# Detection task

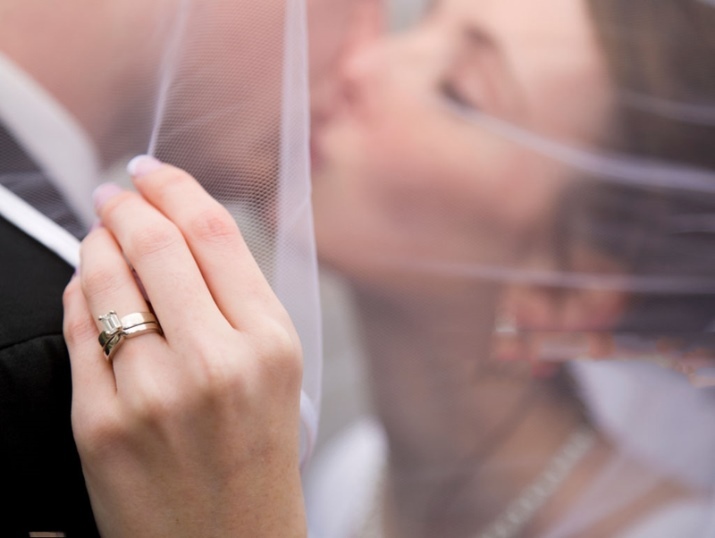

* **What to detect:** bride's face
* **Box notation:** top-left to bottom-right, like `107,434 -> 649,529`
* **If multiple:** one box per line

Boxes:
311,0 -> 612,293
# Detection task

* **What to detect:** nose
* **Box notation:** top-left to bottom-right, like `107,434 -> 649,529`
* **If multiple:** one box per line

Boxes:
310,1 -> 384,131
337,22 -> 447,116
337,37 -> 383,110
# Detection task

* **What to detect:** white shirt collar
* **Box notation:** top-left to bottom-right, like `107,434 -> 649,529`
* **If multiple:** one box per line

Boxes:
0,51 -> 100,228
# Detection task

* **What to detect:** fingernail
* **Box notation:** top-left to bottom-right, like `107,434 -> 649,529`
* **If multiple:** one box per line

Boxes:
127,154 -> 163,177
92,182 -> 123,213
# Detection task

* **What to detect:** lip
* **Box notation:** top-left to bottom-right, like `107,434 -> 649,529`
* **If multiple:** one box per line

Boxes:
309,122 -> 330,174
309,135 -> 323,173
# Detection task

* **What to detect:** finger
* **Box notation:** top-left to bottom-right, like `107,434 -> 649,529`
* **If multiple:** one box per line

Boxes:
80,227 -> 152,326
129,158 -> 285,329
79,226 -> 167,383
63,273 -> 117,405
93,185 -> 231,342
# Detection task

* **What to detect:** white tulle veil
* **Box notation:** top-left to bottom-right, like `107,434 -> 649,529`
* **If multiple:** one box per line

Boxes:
0,0 -> 322,464
307,1 -> 715,536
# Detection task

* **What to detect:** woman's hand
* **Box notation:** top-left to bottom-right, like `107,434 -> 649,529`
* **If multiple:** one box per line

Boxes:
63,157 -> 306,538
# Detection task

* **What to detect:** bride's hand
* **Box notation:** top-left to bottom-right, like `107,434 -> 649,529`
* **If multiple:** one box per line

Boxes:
63,157 -> 306,538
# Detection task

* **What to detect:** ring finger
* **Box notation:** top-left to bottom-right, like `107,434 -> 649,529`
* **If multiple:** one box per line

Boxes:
79,226 -> 166,389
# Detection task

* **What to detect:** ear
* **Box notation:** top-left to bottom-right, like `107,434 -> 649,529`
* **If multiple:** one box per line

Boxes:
506,284 -> 628,332
494,284 -> 626,366
503,239 -> 631,332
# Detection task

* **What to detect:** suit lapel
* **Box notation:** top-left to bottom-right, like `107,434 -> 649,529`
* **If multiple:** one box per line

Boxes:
0,121 -> 85,241
0,121 -> 40,174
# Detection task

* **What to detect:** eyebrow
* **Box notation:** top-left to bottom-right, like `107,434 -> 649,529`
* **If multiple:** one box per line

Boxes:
458,22 -> 525,115
463,24 -> 501,56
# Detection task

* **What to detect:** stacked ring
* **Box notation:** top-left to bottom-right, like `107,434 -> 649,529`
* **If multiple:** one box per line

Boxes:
98,311 -> 163,359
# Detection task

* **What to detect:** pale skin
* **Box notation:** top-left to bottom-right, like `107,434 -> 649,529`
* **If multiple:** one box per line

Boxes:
63,162 -> 306,537
0,0 -> 173,160
63,165 -> 689,538
60,0 -> 706,535
35,0 -> 371,534
309,0 -> 701,535
351,281 -> 692,538
5,0 -> 360,534
311,0 -> 613,290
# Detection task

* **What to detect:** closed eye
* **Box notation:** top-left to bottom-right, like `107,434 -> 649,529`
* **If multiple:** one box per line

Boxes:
440,80 -> 480,112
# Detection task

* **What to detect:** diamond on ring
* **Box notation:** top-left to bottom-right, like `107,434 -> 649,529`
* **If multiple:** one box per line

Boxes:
98,311 -> 122,334
97,311 -> 162,360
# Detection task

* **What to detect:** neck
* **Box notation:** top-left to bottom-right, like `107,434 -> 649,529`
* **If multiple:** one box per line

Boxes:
350,284 -> 587,537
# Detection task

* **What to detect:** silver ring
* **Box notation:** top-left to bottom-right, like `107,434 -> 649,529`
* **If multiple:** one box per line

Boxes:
102,331 -> 125,359
121,312 -> 159,330
123,322 -> 162,339
98,311 -> 163,360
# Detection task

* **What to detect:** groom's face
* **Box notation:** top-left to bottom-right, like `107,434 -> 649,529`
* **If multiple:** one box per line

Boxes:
307,0 -> 383,142
1,0 -> 378,161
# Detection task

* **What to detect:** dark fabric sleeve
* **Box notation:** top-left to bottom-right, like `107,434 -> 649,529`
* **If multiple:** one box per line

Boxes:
0,335 -> 99,538
0,214 -> 98,537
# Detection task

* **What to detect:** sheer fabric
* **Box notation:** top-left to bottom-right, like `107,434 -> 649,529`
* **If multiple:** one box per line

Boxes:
306,1 -> 715,536
0,0 -> 321,463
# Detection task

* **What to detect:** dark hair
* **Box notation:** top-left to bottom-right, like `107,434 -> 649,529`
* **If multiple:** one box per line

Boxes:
558,1 -> 715,337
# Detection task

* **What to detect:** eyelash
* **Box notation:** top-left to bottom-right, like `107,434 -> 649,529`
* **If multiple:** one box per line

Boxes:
440,81 -> 479,112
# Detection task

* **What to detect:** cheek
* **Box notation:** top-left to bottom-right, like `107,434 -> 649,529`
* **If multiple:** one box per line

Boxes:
339,123 -> 503,242
315,98 -> 569,267
307,3 -> 354,80
373,127 -> 532,233
349,127 -> 469,236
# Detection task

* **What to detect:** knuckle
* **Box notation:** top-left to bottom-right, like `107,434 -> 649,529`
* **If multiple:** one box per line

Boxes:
175,326 -> 302,406
99,190 -> 137,221
131,392 -> 173,425
252,318 -> 303,386
175,335 -> 253,404
187,206 -> 240,246
193,345 -> 248,398
144,167 -> 198,206
62,277 -> 80,307
128,223 -> 183,258
72,409 -> 125,459
154,166 -> 196,192
63,313 -> 97,348
264,314 -> 301,355
116,382 -> 179,433
82,264 -> 125,299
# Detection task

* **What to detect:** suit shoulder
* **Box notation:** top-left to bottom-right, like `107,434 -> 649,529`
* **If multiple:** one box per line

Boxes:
0,216 -> 74,349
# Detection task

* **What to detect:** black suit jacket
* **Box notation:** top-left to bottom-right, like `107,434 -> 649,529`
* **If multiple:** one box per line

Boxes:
0,125 -> 99,536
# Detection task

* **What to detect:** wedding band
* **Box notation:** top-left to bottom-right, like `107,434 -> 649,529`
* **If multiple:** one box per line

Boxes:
97,310 -> 163,360
102,331 -> 125,359
123,322 -> 163,338
120,312 -> 159,330
99,328 -> 120,349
